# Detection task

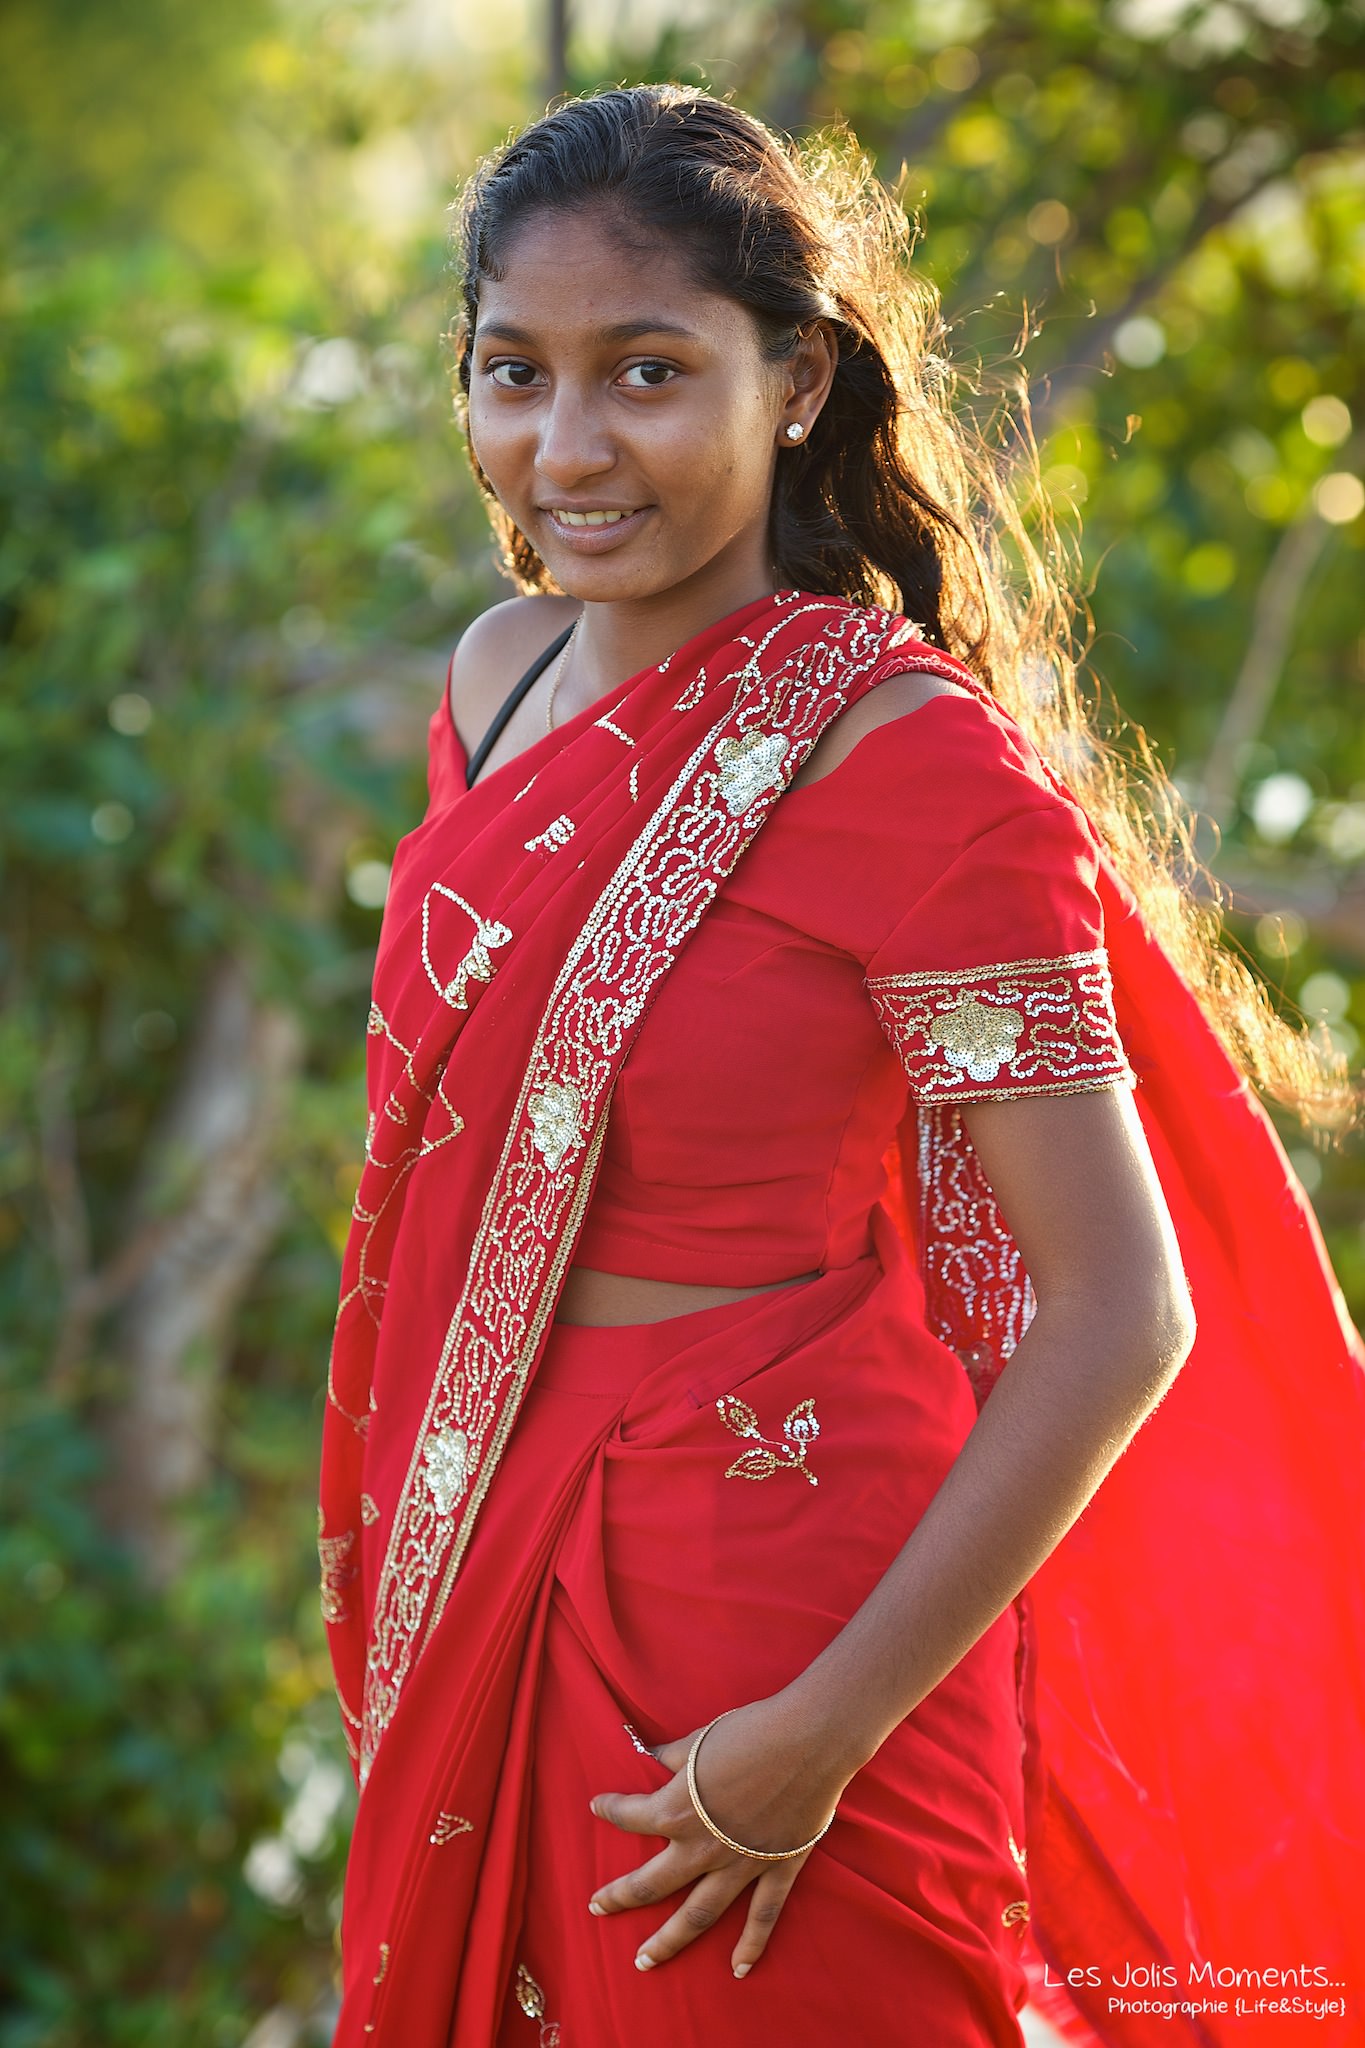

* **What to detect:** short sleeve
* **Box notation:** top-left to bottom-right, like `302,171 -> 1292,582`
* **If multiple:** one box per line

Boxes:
863,790 -> 1138,1106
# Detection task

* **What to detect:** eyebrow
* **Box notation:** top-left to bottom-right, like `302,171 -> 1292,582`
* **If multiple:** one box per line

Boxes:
474,318 -> 702,346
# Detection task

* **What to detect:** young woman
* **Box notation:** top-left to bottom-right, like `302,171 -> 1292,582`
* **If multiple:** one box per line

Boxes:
319,84 -> 1365,2048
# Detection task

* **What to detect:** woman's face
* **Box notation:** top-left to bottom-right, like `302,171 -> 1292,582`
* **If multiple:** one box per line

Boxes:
466,207 -> 813,609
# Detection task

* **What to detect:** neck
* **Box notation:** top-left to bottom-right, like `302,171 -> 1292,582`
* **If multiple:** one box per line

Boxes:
554,567 -> 785,720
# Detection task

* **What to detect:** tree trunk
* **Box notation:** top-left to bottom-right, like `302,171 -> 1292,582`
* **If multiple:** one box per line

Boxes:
97,957 -> 303,1584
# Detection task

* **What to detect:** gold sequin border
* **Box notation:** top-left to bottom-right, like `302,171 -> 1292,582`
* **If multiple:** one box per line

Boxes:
866,946 -> 1137,1103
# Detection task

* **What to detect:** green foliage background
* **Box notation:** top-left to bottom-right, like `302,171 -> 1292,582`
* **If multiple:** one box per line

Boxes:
2,2 -> 1361,2041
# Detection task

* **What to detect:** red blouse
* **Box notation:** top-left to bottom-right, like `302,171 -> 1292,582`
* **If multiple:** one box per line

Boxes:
427,674 -> 1136,1289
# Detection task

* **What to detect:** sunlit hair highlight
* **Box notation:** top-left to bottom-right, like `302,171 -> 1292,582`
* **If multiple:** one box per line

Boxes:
450,82 -> 1356,1137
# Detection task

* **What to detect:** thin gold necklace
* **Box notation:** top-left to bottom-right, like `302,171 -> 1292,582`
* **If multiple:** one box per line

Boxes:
544,619 -> 582,735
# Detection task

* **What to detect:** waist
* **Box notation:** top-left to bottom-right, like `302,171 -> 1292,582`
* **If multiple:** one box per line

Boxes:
535,1245 -> 888,1401
554,1264 -> 823,1328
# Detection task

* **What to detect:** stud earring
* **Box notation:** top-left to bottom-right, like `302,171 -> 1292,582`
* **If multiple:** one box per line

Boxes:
784,421 -> 805,442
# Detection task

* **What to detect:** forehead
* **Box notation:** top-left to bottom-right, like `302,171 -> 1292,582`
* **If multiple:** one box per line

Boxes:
474,208 -> 752,344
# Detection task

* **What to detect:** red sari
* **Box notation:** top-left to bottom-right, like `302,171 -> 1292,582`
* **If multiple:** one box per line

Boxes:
319,590 -> 1365,2047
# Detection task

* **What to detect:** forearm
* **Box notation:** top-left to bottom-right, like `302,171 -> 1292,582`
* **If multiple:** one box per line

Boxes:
782,1294 -> 1196,1776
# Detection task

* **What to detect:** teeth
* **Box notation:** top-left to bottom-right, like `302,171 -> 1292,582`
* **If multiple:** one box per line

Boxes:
551,508 -> 635,527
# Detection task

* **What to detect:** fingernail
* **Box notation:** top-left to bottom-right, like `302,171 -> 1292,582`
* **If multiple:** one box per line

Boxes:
588,1800 -> 601,1818
634,1953 -> 655,1972
588,1902 -> 606,1917
733,1963 -> 751,1979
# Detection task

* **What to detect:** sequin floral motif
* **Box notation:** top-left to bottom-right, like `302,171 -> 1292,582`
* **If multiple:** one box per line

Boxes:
714,729 -> 789,815
423,1426 -> 470,1516
927,995 -> 1025,1082
527,1080 -> 585,1174
718,1394 -> 820,1486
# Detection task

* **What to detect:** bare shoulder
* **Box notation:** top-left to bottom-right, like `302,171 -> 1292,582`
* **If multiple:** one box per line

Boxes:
788,667 -> 978,793
446,593 -> 581,749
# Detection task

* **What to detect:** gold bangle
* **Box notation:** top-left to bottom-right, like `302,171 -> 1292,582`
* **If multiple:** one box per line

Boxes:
685,1710 -> 835,1863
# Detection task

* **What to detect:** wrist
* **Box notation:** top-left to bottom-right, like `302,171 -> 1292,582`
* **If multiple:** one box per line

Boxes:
773,1663 -> 893,1783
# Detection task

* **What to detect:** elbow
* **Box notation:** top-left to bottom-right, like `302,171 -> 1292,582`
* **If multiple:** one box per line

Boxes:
1121,1261 -> 1198,1406
1149,1282 -> 1198,1384
1037,1267 -> 1197,1391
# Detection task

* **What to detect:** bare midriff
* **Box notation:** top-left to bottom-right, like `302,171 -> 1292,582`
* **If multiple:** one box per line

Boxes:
554,1264 -> 823,1327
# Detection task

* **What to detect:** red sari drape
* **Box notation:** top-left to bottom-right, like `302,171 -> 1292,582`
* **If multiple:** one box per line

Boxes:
319,589 -> 1365,2047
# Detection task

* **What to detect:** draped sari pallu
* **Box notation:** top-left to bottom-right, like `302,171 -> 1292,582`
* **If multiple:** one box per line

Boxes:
320,590 -> 1365,2047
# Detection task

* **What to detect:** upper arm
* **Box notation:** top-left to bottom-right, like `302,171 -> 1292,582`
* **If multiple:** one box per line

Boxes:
960,1087 -> 1193,1344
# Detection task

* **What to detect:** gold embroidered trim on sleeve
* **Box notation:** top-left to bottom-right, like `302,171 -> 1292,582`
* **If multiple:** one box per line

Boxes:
865,946 -> 1136,1102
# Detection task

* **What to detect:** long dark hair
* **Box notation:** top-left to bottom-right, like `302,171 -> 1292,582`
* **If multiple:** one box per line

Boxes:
450,82 -> 1356,1135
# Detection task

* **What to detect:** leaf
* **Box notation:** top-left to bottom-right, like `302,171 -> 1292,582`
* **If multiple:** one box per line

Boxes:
783,1399 -> 820,1445
724,1448 -> 779,1483
716,1394 -> 759,1440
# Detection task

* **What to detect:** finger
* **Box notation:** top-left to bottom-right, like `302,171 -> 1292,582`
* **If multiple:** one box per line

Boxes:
649,1732 -> 697,1774
588,1840 -> 705,1919
632,1870 -> 750,1972
728,1861 -> 804,1978
589,1788 -> 672,1836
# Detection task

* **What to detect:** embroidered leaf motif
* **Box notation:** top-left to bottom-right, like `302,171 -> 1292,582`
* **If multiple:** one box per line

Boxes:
716,1393 -> 760,1439
515,1965 -> 546,2020
725,1446 -> 781,1482
716,1392 -> 820,1487
783,1399 -> 820,1450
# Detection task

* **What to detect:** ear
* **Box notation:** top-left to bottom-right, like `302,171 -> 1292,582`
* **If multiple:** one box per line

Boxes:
779,319 -> 839,439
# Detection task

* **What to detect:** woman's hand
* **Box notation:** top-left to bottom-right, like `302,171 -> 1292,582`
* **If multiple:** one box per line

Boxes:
587,1692 -> 852,1979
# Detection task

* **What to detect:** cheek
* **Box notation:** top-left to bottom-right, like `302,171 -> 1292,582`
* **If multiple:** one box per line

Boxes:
465,395 -> 521,476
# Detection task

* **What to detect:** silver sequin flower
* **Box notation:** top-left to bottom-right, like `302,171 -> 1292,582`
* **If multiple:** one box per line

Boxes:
714,730 -> 789,816
423,1426 -> 470,1516
527,1080 -> 585,1173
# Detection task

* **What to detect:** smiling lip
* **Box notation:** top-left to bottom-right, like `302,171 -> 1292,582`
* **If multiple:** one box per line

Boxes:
539,505 -> 652,552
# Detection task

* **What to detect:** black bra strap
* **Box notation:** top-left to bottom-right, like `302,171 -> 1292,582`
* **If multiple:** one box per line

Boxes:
460,623 -> 577,791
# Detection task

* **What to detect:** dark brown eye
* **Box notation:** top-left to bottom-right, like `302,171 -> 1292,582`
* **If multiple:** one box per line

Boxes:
489,362 -> 540,388
622,362 -> 677,388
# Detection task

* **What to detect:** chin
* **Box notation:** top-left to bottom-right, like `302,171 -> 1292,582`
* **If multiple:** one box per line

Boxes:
541,559 -> 675,603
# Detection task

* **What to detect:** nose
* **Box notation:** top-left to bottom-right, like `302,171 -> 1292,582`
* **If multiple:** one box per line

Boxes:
534,383 -> 617,491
